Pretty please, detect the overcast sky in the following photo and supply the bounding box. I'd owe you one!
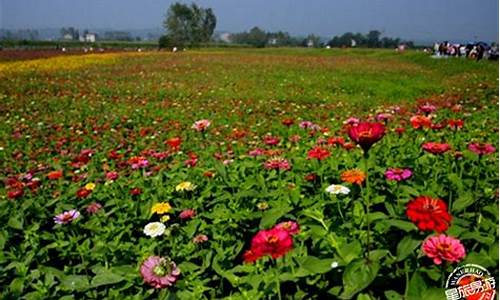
[1,0,498,41]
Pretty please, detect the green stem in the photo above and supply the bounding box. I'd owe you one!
[363,152,371,258]
[336,196,345,221]
[275,262,282,300]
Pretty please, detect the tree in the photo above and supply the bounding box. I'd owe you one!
[162,2,217,47]
[366,30,381,48]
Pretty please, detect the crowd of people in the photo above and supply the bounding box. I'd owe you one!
[431,41,498,61]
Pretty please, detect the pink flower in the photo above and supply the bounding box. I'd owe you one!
[86,202,103,214]
[422,234,466,265]
[468,143,496,156]
[376,113,393,122]
[193,234,209,244]
[263,135,280,146]
[179,209,196,220]
[263,157,291,171]
[343,117,360,126]
[385,168,412,181]
[128,156,149,169]
[248,148,265,157]
[275,221,300,235]
[140,256,180,289]
[419,103,437,114]
[54,210,80,224]
[192,119,211,132]
[105,171,119,181]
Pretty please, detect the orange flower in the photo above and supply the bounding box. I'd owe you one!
[340,169,366,185]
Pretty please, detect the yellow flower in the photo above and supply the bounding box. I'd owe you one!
[85,183,96,191]
[151,202,172,215]
[175,181,195,192]
[160,215,171,223]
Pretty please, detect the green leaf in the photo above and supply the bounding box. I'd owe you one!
[9,277,24,294]
[452,193,474,212]
[91,271,124,288]
[8,215,23,230]
[297,256,336,276]
[260,205,292,229]
[339,258,380,299]
[384,219,418,232]
[337,241,362,265]
[407,271,426,300]
[421,288,445,299]
[396,236,421,261]
[59,275,90,292]
[384,290,403,300]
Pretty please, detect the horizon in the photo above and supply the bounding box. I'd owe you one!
[1,0,498,43]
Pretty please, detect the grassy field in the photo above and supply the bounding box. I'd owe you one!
[0,48,498,299]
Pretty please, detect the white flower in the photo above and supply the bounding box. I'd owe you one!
[325,184,350,195]
[331,261,339,269]
[143,222,166,237]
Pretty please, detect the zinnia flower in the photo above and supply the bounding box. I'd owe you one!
[54,210,80,224]
[340,169,366,185]
[86,202,102,214]
[406,196,452,232]
[410,115,432,129]
[244,227,293,263]
[140,256,180,288]
[325,184,350,195]
[128,156,149,169]
[47,170,63,180]
[422,142,451,155]
[179,209,196,220]
[151,202,172,215]
[307,146,330,161]
[347,122,385,153]
[468,143,496,156]
[422,234,466,265]
[105,171,119,181]
[385,168,412,181]
[144,222,166,237]
[419,103,437,114]
[275,221,300,235]
[7,189,24,199]
[263,135,280,146]
[193,234,209,244]
[192,119,211,132]
[165,137,182,149]
[175,181,195,192]
[447,119,463,130]
[263,157,291,171]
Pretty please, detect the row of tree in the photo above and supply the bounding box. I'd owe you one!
[160,3,412,49]
[327,30,414,48]
[0,29,39,41]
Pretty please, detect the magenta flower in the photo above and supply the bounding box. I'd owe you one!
[263,157,291,171]
[468,143,496,156]
[140,256,180,289]
[422,234,466,265]
[385,168,412,181]
[105,171,119,181]
[248,148,265,157]
[192,119,211,132]
[54,210,80,224]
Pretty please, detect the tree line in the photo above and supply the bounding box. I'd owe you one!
[160,3,413,49]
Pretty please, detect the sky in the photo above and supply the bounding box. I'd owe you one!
[1,0,498,42]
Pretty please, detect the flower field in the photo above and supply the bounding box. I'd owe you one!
[0,48,498,299]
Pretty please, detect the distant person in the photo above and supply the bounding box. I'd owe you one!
[488,43,498,60]
[476,44,485,61]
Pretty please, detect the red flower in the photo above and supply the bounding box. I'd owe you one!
[347,122,385,153]
[179,209,196,220]
[7,189,24,199]
[430,122,446,130]
[394,127,406,135]
[165,137,182,150]
[76,188,91,198]
[245,227,293,263]
[47,170,63,180]
[304,173,317,182]
[406,196,452,232]
[447,119,464,130]
[129,187,142,196]
[263,135,280,146]
[307,146,330,161]
[422,142,451,155]
[327,136,345,146]
[281,118,294,127]
[410,115,432,129]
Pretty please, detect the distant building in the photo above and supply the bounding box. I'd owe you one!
[63,33,73,40]
[268,38,278,45]
[218,32,231,43]
[81,33,96,43]
[307,39,314,47]
[351,39,357,47]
